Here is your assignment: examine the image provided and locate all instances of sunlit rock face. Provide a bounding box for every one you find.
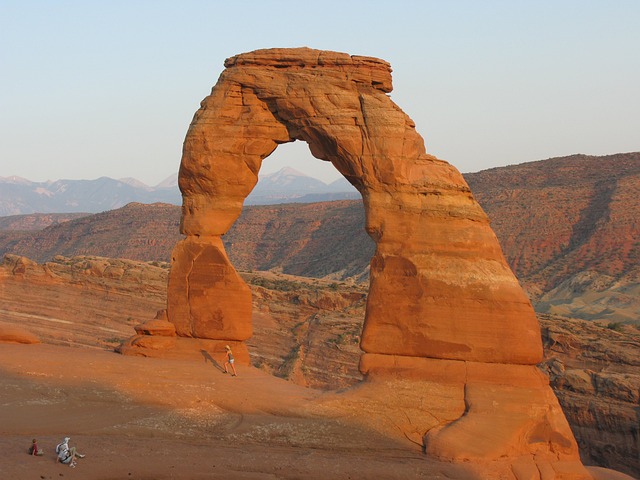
[170,47,542,363]
[158,48,589,476]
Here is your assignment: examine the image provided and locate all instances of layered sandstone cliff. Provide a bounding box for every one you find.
[466,152,640,301]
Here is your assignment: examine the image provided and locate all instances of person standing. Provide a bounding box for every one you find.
[223,345,237,376]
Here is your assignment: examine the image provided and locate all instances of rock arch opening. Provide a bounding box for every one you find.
[256,139,347,191]
[228,139,369,279]
[167,47,543,368]
[120,49,588,471]
[227,138,372,388]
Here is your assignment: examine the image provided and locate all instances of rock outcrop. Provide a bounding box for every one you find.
[539,315,640,476]
[0,323,40,344]
[0,254,168,350]
[169,47,542,363]
[129,48,588,476]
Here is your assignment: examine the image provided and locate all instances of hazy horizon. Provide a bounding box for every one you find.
[4,149,640,189]
[0,162,354,187]
[2,1,639,184]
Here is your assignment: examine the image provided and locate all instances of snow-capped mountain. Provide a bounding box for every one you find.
[0,175,180,215]
[247,167,358,205]
[0,168,359,215]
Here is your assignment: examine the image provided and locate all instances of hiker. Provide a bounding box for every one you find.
[28,438,43,456]
[223,345,237,376]
[56,436,85,467]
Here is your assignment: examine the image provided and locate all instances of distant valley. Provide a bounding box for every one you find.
[1,152,638,324]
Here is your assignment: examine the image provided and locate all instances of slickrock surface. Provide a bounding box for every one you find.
[0,343,482,480]
[0,343,633,480]
[0,254,168,350]
[1,256,638,477]
[0,323,40,344]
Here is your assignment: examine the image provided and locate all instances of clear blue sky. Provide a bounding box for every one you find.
[1,1,639,185]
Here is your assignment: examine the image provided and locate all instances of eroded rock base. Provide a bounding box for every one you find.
[168,237,252,341]
[359,354,591,479]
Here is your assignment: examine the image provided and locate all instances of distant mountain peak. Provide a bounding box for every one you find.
[0,175,181,215]
[261,166,309,179]
[155,173,178,189]
[118,177,151,190]
[278,166,305,175]
[0,175,34,185]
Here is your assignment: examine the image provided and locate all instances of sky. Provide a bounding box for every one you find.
[1,1,639,185]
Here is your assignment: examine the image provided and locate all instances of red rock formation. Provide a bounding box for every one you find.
[168,236,252,340]
[539,315,640,476]
[0,323,40,344]
[170,47,542,364]
[0,254,169,350]
[140,48,587,475]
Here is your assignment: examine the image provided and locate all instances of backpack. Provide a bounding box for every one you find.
[56,443,69,459]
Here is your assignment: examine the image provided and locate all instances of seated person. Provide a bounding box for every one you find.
[28,439,43,456]
[55,437,85,467]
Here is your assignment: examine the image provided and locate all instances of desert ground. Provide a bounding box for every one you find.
[2,344,635,480]
[1,342,485,480]
[0,256,637,479]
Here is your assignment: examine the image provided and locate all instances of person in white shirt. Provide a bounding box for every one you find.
[55,437,85,467]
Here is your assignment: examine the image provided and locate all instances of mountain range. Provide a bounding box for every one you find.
[1,152,638,324]
[0,175,180,215]
[0,168,359,216]
[248,167,359,204]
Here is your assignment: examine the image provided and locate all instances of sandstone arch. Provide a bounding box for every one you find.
[168,47,543,366]
[121,48,589,475]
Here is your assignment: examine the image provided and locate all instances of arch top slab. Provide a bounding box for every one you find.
[170,47,543,365]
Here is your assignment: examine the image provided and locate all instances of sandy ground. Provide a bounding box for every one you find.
[0,343,481,480]
[0,347,635,480]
